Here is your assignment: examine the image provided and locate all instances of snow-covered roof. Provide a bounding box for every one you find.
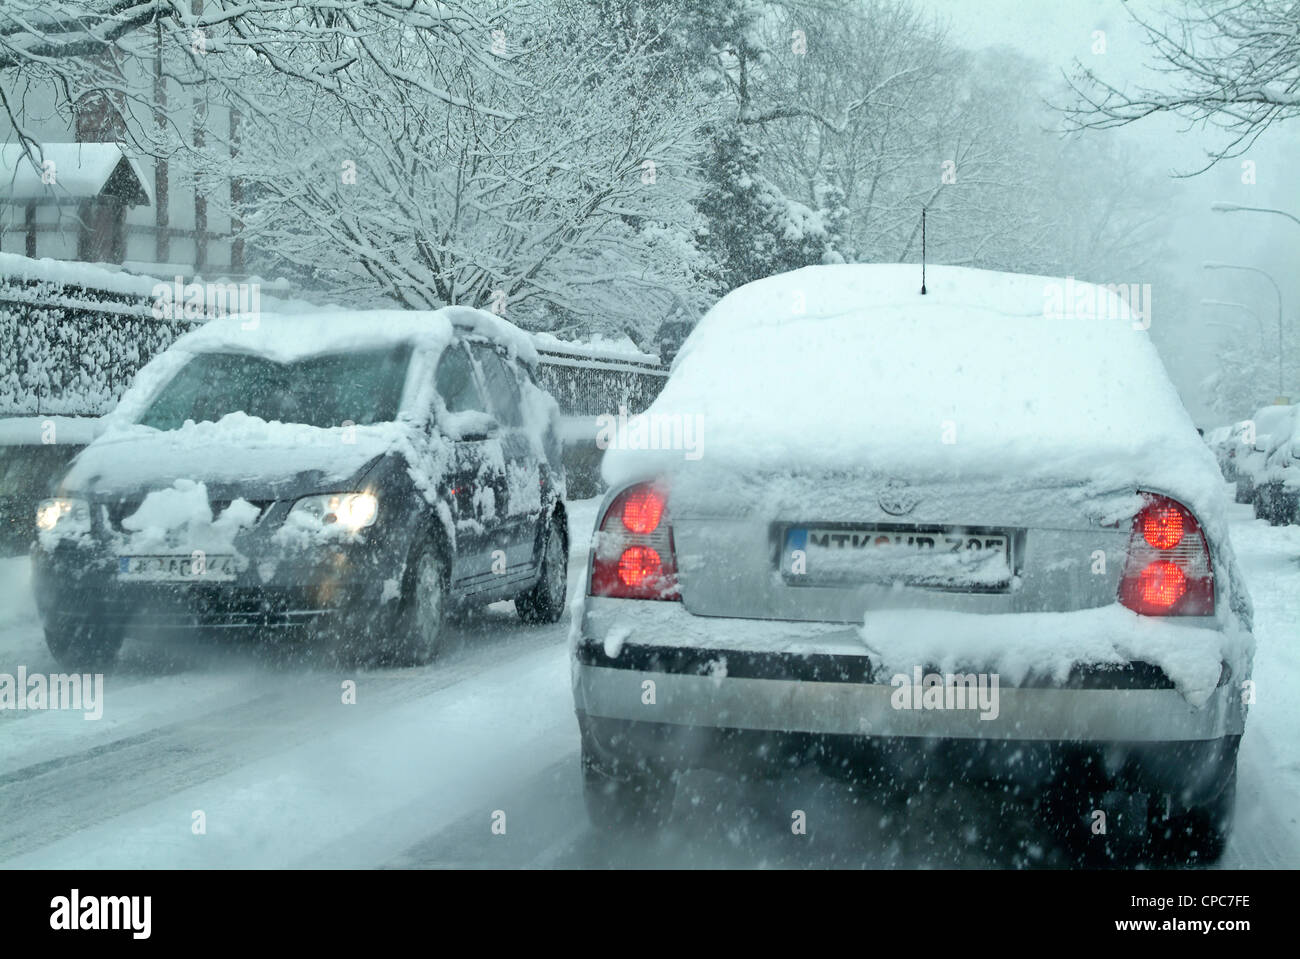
[0,143,150,205]
[1251,403,1295,440]
[604,263,1223,526]
[161,307,538,366]
[105,307,544,430]
[533,330,660,366]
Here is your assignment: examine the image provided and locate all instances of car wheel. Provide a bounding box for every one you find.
[516,514,567,624]
[390,541,447,666]
[581,746,676,833]
[44,621,124,671]
[1148,765,1236,865]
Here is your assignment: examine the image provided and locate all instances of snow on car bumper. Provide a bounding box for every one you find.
[572,598,1247,744]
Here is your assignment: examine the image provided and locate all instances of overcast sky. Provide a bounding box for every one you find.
[914,0,1300,423]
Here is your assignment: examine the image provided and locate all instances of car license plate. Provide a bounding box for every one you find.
[783,526,1012,589]
[117,554,244,582]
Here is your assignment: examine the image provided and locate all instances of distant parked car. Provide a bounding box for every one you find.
[32,307,567,670]
[1236,405,1296,512]
[1203,425,1232,478]
[1217,420,1253,484]
[1254,414,1300,526]
[573,264,1253,864]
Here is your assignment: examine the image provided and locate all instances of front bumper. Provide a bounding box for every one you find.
[32,538,390,633]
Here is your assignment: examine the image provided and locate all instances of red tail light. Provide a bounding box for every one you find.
[1118,494,1213,616]
[589,482,679,600]
[1140,502,1184,549]
[621,488,664,534]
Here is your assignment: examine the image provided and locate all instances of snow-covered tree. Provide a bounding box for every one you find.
[0,1,715,344]
[693,126,834,291]
[627,0,849,289]
[1201,334,1278,420]
[1062,0,1300,173]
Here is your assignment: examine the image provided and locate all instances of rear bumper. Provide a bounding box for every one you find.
[574,657,1245,742]
[572,597,1248,792]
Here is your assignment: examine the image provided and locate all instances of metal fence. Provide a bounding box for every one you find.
[0,276,197,416]
[0,272,669,419]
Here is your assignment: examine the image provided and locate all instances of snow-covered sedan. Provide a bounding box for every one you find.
[33,307,568,668]
[572,264,1253,862]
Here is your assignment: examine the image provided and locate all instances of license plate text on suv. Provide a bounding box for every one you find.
[117,554,244,583]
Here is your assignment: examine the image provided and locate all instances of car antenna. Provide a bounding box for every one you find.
[920,207,927,295]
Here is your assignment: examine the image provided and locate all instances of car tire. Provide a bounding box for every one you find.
[44,621,124,671]
[581,746,676,833]
[1148,765,1236,865]
[516,513,567,625]
[388,539,448,667]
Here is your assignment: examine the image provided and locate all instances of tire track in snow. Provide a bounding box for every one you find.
[0,636,574,868]
[0,617,569,865]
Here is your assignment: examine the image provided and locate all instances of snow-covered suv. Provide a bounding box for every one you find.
[571,264,1253,863]
[32,307,567,669]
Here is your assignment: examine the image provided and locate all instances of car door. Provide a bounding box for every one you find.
[469,341,543,576]
[433,340,508,588]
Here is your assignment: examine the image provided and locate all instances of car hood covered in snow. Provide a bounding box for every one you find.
[56,414,395,500]
[603,263,1225,536]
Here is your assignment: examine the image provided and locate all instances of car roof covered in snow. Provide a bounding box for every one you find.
[604,263,1223,528]
[1250,403,1295,440]
[108,307,539,427]
[167,306,539,366]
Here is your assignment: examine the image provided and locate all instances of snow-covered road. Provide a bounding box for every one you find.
[2,495,1297,868]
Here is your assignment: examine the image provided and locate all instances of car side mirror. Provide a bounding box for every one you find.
[450,411,500,442]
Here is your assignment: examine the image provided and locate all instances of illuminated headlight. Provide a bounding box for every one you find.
[36,498,91,534]
[289,492,379,531]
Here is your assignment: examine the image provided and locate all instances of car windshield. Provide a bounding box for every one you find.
[138,345,412,430]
